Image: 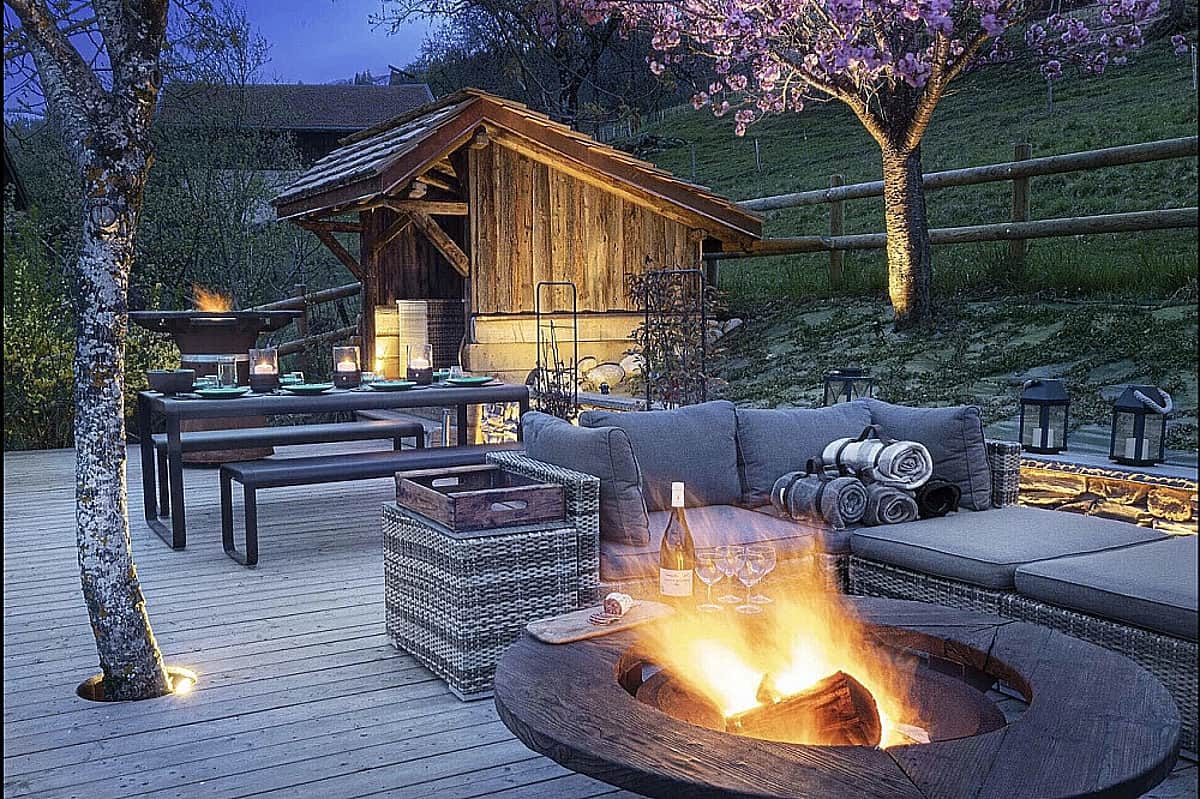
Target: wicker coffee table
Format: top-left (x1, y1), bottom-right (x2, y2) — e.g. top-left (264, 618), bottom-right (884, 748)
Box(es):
top-left (382, 502), bottom-right (581, 699)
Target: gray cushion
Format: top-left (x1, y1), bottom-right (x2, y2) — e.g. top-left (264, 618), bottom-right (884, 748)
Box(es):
top-left (735, 404), bottom-right (873, 506)
top-left (600, 504), bottom-right (826, 582)
top-left (849, 506), bottom-right (1164, 589)
top-left (521, 411), bottom-right (650, 546)
top-left (580, 401), bottom-right (741, 511)
top-left (1015, 535), bottom-right (1198, 641)
top-left (859, 398), bottom-right (991, 511)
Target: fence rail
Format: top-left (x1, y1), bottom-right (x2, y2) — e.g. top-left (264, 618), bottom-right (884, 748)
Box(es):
top-left (711, 137), bottom-right (1199, 274)
top-left (251, 281), bottom-right (362, 355)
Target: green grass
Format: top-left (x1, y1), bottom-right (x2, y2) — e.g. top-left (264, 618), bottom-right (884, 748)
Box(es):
top-left (625, 45), bottom-right (1198, 309)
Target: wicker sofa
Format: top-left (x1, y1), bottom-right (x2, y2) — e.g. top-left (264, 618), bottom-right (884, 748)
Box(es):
top-left (486, 398), bottom-right (1197, 753)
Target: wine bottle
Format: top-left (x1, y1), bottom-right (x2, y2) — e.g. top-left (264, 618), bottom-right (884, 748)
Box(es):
top-left (659, 482), bottom-right (695, 602)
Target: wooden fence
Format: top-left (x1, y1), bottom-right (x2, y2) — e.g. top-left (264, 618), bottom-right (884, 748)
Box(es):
top-left (707, 136), bottom-right (1199, 281)
top-left (251, 281), bottom-right (362, 356)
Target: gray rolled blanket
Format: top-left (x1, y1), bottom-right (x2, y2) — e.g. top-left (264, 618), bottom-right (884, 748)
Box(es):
top-left (771, 471), bottom-right (868, 529)
top-left (862, 483), bottom-right (919, 525)
top-left (823, 430), bottom-right (933, 490)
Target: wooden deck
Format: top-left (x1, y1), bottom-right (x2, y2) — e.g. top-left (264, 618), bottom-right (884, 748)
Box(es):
top-left (3, 444), bottom-right (1196, 799)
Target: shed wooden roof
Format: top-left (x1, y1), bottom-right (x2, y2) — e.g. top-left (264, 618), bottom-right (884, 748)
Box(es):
top-left (271, 89), bottom-right (762, 244)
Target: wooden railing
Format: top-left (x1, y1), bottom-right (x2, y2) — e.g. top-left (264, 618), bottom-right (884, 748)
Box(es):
top-left (251, 281), bottom-right (362, 356)
top-left (708, 136), bottom-right (1199, 279)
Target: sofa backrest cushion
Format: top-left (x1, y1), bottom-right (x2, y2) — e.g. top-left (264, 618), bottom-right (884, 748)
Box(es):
top-left (521, 411), bottom-right (650, 546)
top-left (580, 400), bottom-right (741, 511)
top-left (735, 404), bottom-right (874, 506)
top-left (859, 398), bottom-right (992, 511)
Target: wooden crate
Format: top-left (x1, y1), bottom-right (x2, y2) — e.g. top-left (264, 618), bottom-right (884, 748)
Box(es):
top-left (395, 464), bottom-right (564, 531)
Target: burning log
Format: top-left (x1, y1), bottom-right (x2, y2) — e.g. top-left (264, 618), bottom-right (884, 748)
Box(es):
top-left (728, 671), bottom-right (882, 747)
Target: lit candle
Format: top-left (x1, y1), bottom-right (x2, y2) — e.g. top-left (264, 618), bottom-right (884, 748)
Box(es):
top-left (253, 362), bottom-right (275, 375)
top-left (336, 360), bottom-right (357, 372)
top-left (409, 356), bottom-right (431, 370)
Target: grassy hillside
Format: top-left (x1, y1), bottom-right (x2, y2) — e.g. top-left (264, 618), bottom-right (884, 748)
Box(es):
top-left (627, 44), bottom-right (1198, 303)
top-left (622, 43), bottom-right (1198, 447)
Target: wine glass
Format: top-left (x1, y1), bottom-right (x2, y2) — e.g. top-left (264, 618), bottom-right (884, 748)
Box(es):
top-left (736, 550), bottom-right (768, 615)
top-left (694, 548), bottom-right (724, 613)
top-left (748, 544), bottom-right (777, 604)
top-left (715, 545), bottom-right (745, 604)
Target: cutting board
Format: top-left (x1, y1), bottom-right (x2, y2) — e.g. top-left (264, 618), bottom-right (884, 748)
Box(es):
top-left (527, 600), bottom-right (674, 644)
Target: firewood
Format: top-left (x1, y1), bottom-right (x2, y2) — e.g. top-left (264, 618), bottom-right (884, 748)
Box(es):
top-left (1020, 471), bottom-right (1088, 495)
top-left (1147, 488), bottom-right (1195, 522)
top-left (1086, 477), bottom-right (1149, 505)
top-left (1088, 501), bottom-right (1152, 525)
top-left (727, 671), bottom-right (882, 747)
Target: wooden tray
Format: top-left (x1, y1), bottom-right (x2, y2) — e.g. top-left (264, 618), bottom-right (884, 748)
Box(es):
top-left (395, 464), bottom-right (564, 531)
top-left (526, 600), bottom-right (674, 644)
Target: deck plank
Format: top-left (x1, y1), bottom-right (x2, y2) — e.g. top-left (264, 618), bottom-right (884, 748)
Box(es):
top-left (2, 444), bottom-right (624, 799)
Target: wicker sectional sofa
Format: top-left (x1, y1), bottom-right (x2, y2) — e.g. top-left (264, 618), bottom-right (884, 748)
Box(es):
top-left (486, 398), bottom-right (1198, 752)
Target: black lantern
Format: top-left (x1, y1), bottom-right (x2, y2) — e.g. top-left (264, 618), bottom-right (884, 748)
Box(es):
top-left (823, 367), bottom-right (874, 406)
top-left (1018, 378), bottom-right (1069, 454)
top-left (1109, 385), bottom-right (1171, 466)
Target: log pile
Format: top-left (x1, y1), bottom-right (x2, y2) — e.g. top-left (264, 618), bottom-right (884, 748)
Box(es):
top-left (1019, 463), bottom-right (1198, 536)
top-left (728, 671), bottom-right (882, 747)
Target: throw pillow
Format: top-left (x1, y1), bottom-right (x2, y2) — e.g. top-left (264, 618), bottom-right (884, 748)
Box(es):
top-left (521, 411), bottom-right (650, 545)
top-left (735, 404), bottom-right (874, 506)
top-left (579, 400), bottom-right (741, 511)
top-left (857, 398), bottom-right (992, 511)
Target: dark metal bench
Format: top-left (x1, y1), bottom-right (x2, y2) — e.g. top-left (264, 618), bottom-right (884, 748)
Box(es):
top-left (151, 420), bottom-right (425, 516)
top-left (218, 443), bottom-right (522, 566)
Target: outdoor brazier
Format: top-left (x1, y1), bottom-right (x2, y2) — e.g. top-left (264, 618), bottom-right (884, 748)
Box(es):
top-left (493, 597), bottom-right (1180, 799)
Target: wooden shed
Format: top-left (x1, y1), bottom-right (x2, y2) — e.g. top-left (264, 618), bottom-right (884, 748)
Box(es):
top-left (272, 89), bottom-right (762, 382)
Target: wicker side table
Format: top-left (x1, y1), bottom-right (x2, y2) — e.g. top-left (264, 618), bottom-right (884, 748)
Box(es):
top-left (382, 502), bottom-right (580, 700)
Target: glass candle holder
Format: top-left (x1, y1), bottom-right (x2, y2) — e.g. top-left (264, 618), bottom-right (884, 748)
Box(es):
top-left (216, 356), bottom-right (238, 388)
top-left (248, 348), bottom-right (280, 393)
top-left (407, 343), bottom-right (434, 385)
top-left (333, 345), bottom-right (361, 388)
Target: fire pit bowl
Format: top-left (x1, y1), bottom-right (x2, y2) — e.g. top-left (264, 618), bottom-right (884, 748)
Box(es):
top-left (493, 597), bottom-right (1180, 799)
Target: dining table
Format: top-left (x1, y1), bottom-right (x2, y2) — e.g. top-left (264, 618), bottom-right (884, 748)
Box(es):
top-left (135, 381), bottom-right (531, 550)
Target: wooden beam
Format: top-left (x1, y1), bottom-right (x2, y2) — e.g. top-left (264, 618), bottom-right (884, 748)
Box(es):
top-left (406, 211), bottom-right (470, 277)
top-left (404, 181), bottom-right (428, 199)
top-left (383, 199), bottom-right (469, 216)
top-left (415, 172), bottom-right (459, 193)
top-left (298, 220), bottom-right (362, 233)
top-left (312, 229), bottom-right (366, 280)
top-left (373, 214), bottom-right (413, 257)
top-left (468, 127), bottom-right (490, 149)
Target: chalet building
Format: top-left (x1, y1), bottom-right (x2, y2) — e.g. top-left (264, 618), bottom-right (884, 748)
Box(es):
top-left (157, 82), bottom-right (435, 165)
top-left (272, 89), bottom-right (762, 383)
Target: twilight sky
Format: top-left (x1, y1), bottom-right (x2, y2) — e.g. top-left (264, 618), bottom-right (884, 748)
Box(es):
top-left (247, 0), bottom-right (434, 84)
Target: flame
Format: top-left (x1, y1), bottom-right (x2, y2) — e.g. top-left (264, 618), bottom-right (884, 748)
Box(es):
top-left (639, 547), bottom-right (920, 748)
top-left (193, 284), bottom-right (233, 312)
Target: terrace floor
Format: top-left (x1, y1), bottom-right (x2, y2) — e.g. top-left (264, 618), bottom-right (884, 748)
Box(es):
top-left (3, 444), bottom-right (1197, 799)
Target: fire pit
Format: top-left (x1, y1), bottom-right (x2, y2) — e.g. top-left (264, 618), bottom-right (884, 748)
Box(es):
top-left (493, 597), bottom-right (1180, 799)
top-left (131, 287), bottom-right (301, 463)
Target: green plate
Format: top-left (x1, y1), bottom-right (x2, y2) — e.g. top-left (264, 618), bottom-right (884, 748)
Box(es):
top-left (433, 370), bottom-right (450, 380)
top-left (281, 383), bottom-right (335, 395)
top-left (369, 380), bottom-right (418, 391)
top-left (446, 376), bottom-right (496, 386)
top-left (195, 386), bottom-right (251, 399)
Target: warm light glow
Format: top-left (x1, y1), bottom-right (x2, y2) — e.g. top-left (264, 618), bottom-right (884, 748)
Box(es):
top-left (409, 356), bottom-right (431, 370)
top-left (192, 284), bottom-right (233, 312)
top-left (637, 553), bottom-right (920, 748)
top-left (170, 668), bottom-right (198, 695)
top-left (336, 360), bottom-right (357, 372)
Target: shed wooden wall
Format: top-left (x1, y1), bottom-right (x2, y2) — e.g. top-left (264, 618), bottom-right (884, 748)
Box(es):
top-left (361, 208), bottom-right (464, 302)
top-left (468, 142), bottom-right (700, 315)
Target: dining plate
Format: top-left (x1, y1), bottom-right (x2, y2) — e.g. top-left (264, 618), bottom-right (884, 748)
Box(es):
top-left (369, 380), bottom-right (418, 391)
top-left (281, 383), bottom-right (335, 395)
top-left (433, 370), bottom-right (450, 380)
top-left (445, 376), bottom-right (496, 386)
top-left (195, 387), bottom-right (251, 399)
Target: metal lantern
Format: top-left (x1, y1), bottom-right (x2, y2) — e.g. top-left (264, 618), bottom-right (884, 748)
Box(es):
top-left (332, 345), bottom-right (361, 388)
top-left (1019, 378), bottom-right (1069, 454)
top-left (823, 367), bottom-right (874, 406)
top-left (1109, 385), bottom-right (1171, 466)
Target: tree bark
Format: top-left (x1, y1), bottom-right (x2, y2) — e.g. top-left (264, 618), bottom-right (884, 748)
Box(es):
top-left (74, 173), bottom-right (171, 701)
top-left (880, 146), bottom-right (933, 328)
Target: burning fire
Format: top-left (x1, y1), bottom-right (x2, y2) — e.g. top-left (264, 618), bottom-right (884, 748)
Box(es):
top-left (193, 284), bottom-right (234, 312)
top-left (638, 554), bottom-right (921, 748)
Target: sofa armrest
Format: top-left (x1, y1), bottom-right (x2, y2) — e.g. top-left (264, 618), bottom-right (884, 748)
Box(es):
top-left (985, 439), bottom-right (1021, 508)
top-left (487, 450), bottom-right (602, 603)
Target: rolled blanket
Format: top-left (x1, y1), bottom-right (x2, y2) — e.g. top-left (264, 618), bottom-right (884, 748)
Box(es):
top-left (771, 470), bottom-right (868, 529)
top-left (916, 479), bottom-right (961, 519)
top-left (823, 428), bottom-right (933, 490)
top-left (862, 483), bottom-right (919, 526)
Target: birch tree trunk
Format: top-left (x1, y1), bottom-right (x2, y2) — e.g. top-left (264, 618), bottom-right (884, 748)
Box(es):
top-left (880, 146), bottom-right (933, 328)
top-left (7, 0), bottom-right (173, 700)
top-left (75, 179), bottom-right (171, 700)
